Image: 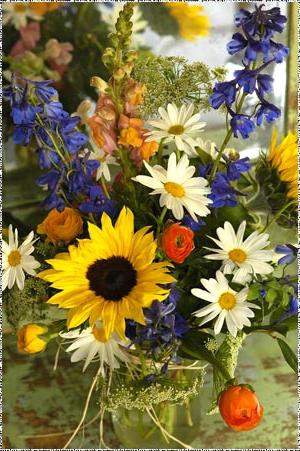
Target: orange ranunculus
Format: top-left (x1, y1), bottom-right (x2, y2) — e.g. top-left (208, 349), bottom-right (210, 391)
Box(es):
top-left (17, 324), bottom-right (48, 354)
top-left (161, 223), bottom-right (194, 264)
top-left (218, 385), bottom-right (264, 432)
top-left (37, 207), bottom-right (83, 244)
top-left (30, 2), bottom-right (61, 16)
top-left (118, 127), bottom-right (143, 148)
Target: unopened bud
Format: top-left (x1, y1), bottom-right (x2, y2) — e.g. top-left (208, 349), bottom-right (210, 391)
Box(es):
top-left (90, 76), bottom-right (108, 92)
top-left (113, 68), bottom-right (125, 81)
top-left (126, 50), bottom-right (138, 62)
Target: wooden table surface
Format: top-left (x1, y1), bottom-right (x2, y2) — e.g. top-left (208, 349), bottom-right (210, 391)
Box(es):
top-left (3, 330), bottom-right (297, 449)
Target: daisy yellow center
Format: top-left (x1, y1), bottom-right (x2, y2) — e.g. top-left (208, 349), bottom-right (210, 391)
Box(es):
top-left (8, 250), bottom-right (21, 267)
top-left (168, 125), bottom-right (185, 135)
top-left (92, 325), bottom-right (108, 343)
top-left (228, 248), bottom-right (247, 264)
top-left (164, 182), bottom-right (185, 198)
top-left (218, 292), bottom-right (236, 310)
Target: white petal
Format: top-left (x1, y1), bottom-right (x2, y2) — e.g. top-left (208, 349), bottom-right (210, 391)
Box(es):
top-left (214, 310), bottom-right (226, 334)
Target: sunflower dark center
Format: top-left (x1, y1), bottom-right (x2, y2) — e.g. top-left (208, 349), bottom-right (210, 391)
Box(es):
top-left (86, 256), bottom-right (137, 301)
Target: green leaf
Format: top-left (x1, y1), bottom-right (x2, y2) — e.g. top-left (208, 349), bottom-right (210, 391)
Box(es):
top-left (266, 288), bottom-right (278, 304)
top-left (247, 284), bottom-right (261, 301)
top-left (277, 338), bottom-right (297, 373)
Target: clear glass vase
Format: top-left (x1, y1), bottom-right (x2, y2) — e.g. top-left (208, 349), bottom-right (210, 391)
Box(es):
top-left (111, 367), bottom-right (204, 449)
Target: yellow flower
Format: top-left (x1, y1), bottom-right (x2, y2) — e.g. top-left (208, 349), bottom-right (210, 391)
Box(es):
top-left (39, 207), bottom-right (175, 340)
top-left (268, 129), bottom-right (298, 199)
top-left (17, 324), bottom-right (47, 354)
top-left (118, 127), bottom-right (143, 148)
top-left (166, 2), bottom-right (210, 41)
top-left (37, 208), bottom-right (83, 244)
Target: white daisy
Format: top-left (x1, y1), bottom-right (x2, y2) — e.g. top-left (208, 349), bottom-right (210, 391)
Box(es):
top-left (60, 322), bottom-right (128, 374)
top-left (3, 4), bottom-right (41, 29)
top-left (145, 103), bottom-right (206, 156)
top-left (87, 147), bottom-right (118, 182)
top-left (132, 152), bottom-right (211, 220)
top-left (2, 225), bottom-right (40, 291)
top-left (192, 271), bottom-right (259, 337)
top-left (205, 221), bottom-right (274, 284)
top-left (100, 4), bottom-right (147, 47)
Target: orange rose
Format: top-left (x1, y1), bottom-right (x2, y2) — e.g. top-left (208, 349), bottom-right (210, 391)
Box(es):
top-left (37, 208), bottom-right (83, 244)
top-left (218, 385), bottom-right (264, 431)
top-left (17, 324), bottom-right (48, 354)
top-left (161, 223), bottom-right (194, 264)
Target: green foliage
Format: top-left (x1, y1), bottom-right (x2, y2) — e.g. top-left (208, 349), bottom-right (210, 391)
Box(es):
top-left (246, 277), bottom-right (295, 332)
top-left (276, 338), bottom-right (297, 373)
top-left (139, 3), bottom-right (179, 36)
top-left (209, 332), bottom-right (245, 414)
top-left (133, 56), bottom-right (226, 118)
top-left (3, 275), bottom-right (66, 329)
top-left (3, 277), bottom-right (49, 329)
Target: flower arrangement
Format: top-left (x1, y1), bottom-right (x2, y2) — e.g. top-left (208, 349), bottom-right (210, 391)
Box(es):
top-left (3, 3), bottom-right (297, 448)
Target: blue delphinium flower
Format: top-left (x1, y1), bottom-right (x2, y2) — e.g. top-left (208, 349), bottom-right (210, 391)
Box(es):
top-left (230, 114), bottom-right (256, 139)
top-left (80, 186), bottom-right (118, 219)
top-left (37, 148), bottom-right (61, 169)
top-left (226, 157), bottom-right (251, 181)
top-left (4, 75), bottom-right (112, 221)
top-left (278, 295), bottom-right (298, 322)
top-left (209, 173), bottom-right (238, 208)
top-left (33, 80), bottom-right (58, 102)
top-left (255, 100), bottom-right (281, 126)
top-left (209, 4), bottom-right (288, 140)
top-left (125, 286), bottom-right (189, 357)
top-left (275, 244), bottom-right (297, 265)
top-left (209, 81), bottom-right (237, 108)
top-left (182, 215), bottom-right (205, 231)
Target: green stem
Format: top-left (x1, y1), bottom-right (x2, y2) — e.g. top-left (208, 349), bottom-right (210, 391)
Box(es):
top-left (157, 138), bottom-right (165, 164)
top-left (180, 345), bottom-right (232, 382)
top-left (156, 206), bottom-right (168, 238)
top-left (209, 91), bottom-right (247, 182)
top-left (260, 200), bottom-right (297, 232)
top-left (101, 177), bottom-right (111, 199)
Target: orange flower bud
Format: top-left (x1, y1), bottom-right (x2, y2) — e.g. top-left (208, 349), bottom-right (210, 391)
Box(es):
top-left (218, 384), bottom-right (264, 431)
top-left (161, 223), bottom-right (194, 264)
top-left (37, 208), bottom-right (83, 244)
top-left (17, 324), bottom-right (48, 354)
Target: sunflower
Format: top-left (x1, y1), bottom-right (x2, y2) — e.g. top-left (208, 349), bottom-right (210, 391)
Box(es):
top-left (268, 128), bottom-right (298, 199)
top-left (166, 2), bottom-right (210, 41)
top-left (39, 207), bottom-right (175, 340)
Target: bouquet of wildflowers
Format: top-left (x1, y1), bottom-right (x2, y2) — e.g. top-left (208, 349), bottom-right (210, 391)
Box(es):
top-left (3, 4), bottom-right (297, 448)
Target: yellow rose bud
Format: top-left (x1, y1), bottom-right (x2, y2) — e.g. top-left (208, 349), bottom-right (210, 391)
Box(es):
top-left (37, 208), bottom-right (83, 244)
top-left (17, 324), bottom-right (48, 354)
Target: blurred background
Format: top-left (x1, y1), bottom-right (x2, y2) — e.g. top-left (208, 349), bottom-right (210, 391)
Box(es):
top-left (2, 2), bottom-right (298, 449)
